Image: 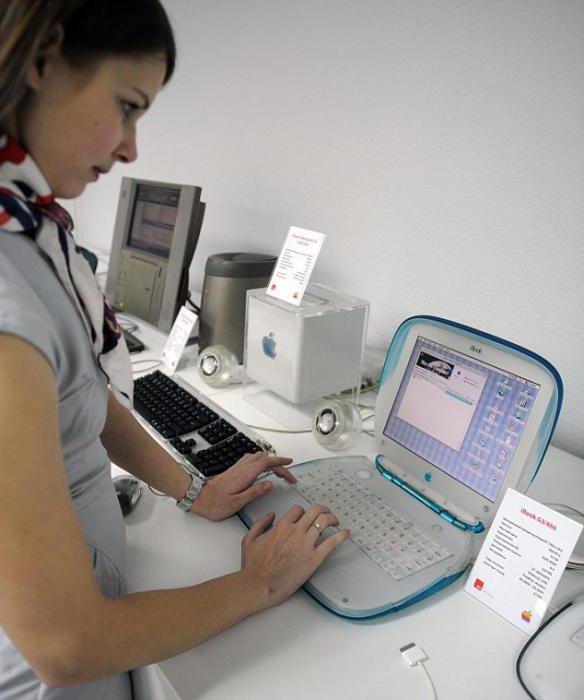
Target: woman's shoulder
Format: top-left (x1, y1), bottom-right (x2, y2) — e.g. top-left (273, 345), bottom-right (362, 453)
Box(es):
top-left (0, 233), bottom-right (105, 391)
top-left (0, 232), bottom-right (78, 312)
top-left (0, 230), bottom-right (47, 273)
top-left (0, 235), bottom-right (64, 372)
top-left (0, 234), bottom-right (45, 299)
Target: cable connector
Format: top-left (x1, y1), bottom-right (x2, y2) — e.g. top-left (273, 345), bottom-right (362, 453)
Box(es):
top-left (400, 642), bottom-right (428, 667)
top-left (399, 642), bottom-right (437, 699)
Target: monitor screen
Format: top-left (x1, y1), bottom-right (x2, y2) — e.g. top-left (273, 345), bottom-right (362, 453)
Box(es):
top-left (382, 336), bottom-right (541, 502)
top-left (126, 183), bottom-right (180, 258)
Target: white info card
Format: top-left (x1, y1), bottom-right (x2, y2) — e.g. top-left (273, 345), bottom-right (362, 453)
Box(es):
top-left (266, 226), bottom-right (325, 305)
top-left (465, 488), bottom-right (583, 634)
top-left (161, 306), bottom-right (198, 374)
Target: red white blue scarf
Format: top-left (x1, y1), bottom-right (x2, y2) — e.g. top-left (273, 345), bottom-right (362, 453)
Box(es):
top-left (0, 134), bottom-right (132, 407)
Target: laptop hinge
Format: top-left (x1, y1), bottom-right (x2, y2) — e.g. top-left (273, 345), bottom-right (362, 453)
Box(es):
top-left (374, 455), bottom-right (485, 534)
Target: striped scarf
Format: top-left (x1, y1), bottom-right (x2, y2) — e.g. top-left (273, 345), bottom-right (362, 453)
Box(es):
top-left (0, 134), bottom-right (132, 407)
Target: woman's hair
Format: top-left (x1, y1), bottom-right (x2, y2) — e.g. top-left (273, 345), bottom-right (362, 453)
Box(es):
top-left (0, 0), bottom-right (176, 128)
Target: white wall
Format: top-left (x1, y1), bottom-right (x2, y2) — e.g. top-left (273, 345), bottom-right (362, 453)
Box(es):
top-left (75, 0), bottom-right (584, 458)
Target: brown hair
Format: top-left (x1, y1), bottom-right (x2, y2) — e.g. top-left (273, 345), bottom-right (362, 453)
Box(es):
top-left (0, 0), bottom-right (176, 129)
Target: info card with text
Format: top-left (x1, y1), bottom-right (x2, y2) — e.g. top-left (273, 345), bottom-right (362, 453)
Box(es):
top-left (266, 226), bottom-right (325, 305)
top-left (161, 306), bottom-right (198, 374)
top-left (465, 488), bottom-right (583, 634)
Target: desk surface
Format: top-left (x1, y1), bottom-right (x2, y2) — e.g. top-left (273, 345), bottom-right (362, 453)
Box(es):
top-left (120, 320), bottom-right (584, 700)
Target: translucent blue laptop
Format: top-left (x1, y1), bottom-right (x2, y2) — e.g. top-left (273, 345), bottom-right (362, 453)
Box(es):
top-left (240, 316), bottom-right (563, 618)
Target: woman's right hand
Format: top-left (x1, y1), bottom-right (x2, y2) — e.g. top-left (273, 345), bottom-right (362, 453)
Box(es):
top-left (240, 504), bottom-right (350, 609)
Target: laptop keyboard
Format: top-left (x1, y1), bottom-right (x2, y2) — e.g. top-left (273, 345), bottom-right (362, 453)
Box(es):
top-left (293, 464), bottom-right (453, 581)
top-left (133, 371), bottom-right (268, 477)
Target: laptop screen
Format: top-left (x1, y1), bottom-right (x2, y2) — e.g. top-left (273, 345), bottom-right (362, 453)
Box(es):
top-left (382, 336), bottom-right (541, 502)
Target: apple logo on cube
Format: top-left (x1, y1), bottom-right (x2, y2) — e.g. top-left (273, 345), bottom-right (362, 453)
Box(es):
top-left (262, 332), bottom-right (277, 359)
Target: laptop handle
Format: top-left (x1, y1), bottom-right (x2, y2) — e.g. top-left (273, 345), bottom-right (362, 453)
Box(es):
top-left (374, 455), bottom-right (485, 534)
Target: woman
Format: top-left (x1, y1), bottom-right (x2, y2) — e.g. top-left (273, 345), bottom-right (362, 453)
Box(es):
top-left (0, 2), bottom-right (349, 697)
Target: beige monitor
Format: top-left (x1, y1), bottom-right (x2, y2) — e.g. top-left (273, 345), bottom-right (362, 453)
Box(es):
top-left (105, 177), bottom-right (205, 332)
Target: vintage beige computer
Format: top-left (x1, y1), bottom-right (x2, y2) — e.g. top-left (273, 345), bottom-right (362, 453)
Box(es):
top-left (106, 177), bottom-right (205, 332)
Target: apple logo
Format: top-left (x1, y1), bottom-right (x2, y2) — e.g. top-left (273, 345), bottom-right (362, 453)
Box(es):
top-left (262, 332), bottom-right (276, 359)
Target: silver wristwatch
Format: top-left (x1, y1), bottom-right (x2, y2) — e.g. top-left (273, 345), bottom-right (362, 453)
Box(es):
top-left (176, 472), bottom-right (206, 512)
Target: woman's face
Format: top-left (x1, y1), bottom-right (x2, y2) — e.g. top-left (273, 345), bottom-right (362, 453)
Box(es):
top-left (18, 48), bottom-right (166, 198)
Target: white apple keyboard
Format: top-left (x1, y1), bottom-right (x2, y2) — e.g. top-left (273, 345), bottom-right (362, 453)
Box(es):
top-left (292, 463), bottom-right (454, 581)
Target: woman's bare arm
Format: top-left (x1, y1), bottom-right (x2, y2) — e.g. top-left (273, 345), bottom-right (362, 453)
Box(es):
top-left (101, 389), bottom-right (298, 521)
top-left (0, 334), bottom-right (348, 687)
top-left (100, 389), bottom-right (193, 500)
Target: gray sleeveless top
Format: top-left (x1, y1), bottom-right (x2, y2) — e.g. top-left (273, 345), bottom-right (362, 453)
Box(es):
top-left (0, 235), bottom-right (132, 699)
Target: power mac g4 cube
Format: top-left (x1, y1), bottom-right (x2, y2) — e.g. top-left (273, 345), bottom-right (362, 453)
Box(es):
top-left (244, 283), bottom-right (369, 428)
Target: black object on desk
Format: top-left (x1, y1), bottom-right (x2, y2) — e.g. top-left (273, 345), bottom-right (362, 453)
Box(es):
top-left (122, 327), bottom-right (145, 354)
top-left (113, 476), bottom-right (143, 517)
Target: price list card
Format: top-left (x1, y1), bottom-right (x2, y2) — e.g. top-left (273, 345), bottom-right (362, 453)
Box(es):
top-left (465, 488), bottom-right (583, 634)
top-left (266, 226), bottom-right (325, 306)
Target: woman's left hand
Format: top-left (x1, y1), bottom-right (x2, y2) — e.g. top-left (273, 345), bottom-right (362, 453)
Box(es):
top-left (190, 452), bottom-right (295, 521)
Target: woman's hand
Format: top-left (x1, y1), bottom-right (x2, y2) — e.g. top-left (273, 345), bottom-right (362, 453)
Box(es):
top-left (240, 504), bottom-right (350, 608)
top-left (191, 452), bottom-right (295, 521)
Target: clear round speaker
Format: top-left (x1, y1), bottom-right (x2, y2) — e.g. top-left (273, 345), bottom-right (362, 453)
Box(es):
top-left (197, 345), bottom-right (241, 387)
top-left (312, 397), bottom-right (362, 451)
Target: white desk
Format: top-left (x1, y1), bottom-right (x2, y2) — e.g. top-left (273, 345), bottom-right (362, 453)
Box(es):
top-left (121, 321), bottom-right (584, 700)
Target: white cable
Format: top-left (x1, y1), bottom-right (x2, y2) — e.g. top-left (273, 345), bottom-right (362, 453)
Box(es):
top-left (131, 360), bottom-right (161, 375)
top-left (117, 314), bottom-right (140, 333)
top-left (400, 643), bottom-right (437, 700)
top-left (545, 502), bottom-right (584, 519)
top-left (418, 661), bottom-right (438, 700)
top-left (246, 424), bottom-right (312, 435)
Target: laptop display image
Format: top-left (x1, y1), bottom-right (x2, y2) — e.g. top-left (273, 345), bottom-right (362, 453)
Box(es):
top-left (240, 316), bottom-right (562, 618)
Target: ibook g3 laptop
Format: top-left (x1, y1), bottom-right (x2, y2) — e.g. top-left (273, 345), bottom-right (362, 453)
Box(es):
top-left (239, 316), bottom-right (563, 619)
